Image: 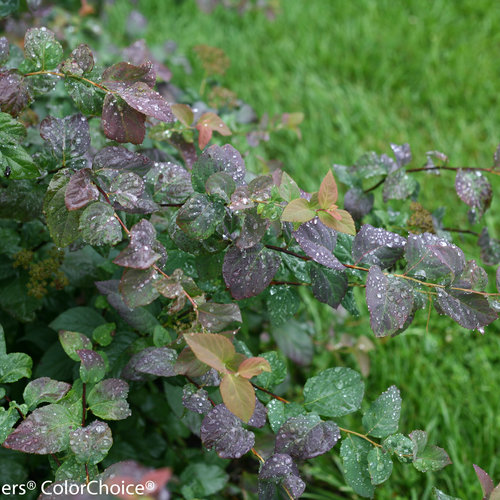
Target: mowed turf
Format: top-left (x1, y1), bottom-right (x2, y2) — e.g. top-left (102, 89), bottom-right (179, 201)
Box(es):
top-left (107, 1), bottom-right (500, 498)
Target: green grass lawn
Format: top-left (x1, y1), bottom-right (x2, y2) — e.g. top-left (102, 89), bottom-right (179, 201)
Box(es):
top-left (106, 1), bottom-right (500, 497)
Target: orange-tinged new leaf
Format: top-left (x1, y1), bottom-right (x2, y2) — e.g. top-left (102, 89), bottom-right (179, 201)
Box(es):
top-left (220, 373), bottom-right (255, 422)
top-left (318, 170), bottom-right (338, 209)
top-left (171, 103), bottom-right (194, 127)
top-left (237, 356), bottom-right (271, 379)
top-left (184, 333), bottom-right (235, 374)
top-left (318, 209), bottom-right (356, 236)
top-left (281, 198), bottom-right (316, 223)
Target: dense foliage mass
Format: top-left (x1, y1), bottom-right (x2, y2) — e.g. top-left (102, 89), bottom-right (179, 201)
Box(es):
top-left (0, 2), bottom-right (499, 499)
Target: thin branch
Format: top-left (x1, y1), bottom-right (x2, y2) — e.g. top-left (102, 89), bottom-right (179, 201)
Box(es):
top-left (265, 244), bottom-right (311, 261)
top-left (442, 227), bottom-right (480, 237)
top-left (270, 280), bottom-right (309, 287)
top-left (24, 70), bottom-right (110, 92)
top-left (251, 383), bottom-right (290, 403)
top-left (338, 427), bottom-right (382, 448)
top-left (363, 177), bottom-right (386, 193)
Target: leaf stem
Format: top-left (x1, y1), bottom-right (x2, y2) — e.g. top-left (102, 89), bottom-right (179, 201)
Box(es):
top-left (24, 70), bottom-right (110, 92)
top-left (251, 383), bottom-right (290, 403)
top-left (338, 427), bottom-right (382, 448)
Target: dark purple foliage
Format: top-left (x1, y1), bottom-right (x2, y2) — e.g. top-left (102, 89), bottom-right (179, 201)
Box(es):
top-left (65, 169), bottom-right (99, 210)
top-left (122, 347), bottom-right (177, 380)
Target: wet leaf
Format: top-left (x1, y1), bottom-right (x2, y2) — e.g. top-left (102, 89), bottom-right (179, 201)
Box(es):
top-left (318, 170), bottom-right (338, 208)
top-left (254, 351), bottom-right (287, 390)
top-left (318, 208), bottom-right (356, 236)
top-left (182, 385), bottom-right (212, 415)
top-left (23, 377), bottom-right (71, 410)
top-left (362, 385), bottom-right (402, 438)
top-left (272, 318), bottom-right (313, 366)
top-left (24, 27), bottom-right (63, 70)
top-left (275, 414), bottom-right (340, 459)
top-left (0, 70), bottom-right (32, 117)
top-left (382, 433), bottom-right (414, 463)
top-left (200, 404), bottom-right (255, 458)
top-left (223, 244), bottom-right (281, 300)
top-left (366, 266), bottom-right (414, 337)
top-left (196, 112), bottom-right (231, 149)
top-left (436, 287), bottom-right (497, 331)
top-left (340, 435), bottom-right (375, 498)
top-left (390, 143), bottom-right (412, 167)
top-left (267, 286), bottom-right (300, 326)
top-left (478, 228), bottom-right (500, 266)
top-left (258, 454), bottom-right (305, 499)
top-left (119, 268), bottom-right (160, 308)
top-left (61, 43), bottom-right (94, 76)
top-left (87, 378), bottom-right (131, 421)
top-left (383, 169), bottom-right (417, 202)
top-left (79, 202), bottom-right (122, 246)
top-left (205, 171), bottom-right (236, 202)
top-left (70, 421), bottom-right (112, 465)
top-left (433, 488), bottom-right (462, 500)
top-left (237, 357), bottom-right (271, 379)
top-left (473, 464), bottom-right (494, 499)
top-left (353, 224), bottom-right (406, 269)
top-left (149, 161), bottom-right (192, 204)
top-left (65, 169), bottom-right (99, 210)
top-left (40, 114), bottom-right (90, 168)
top-left (367, 448), bottom-right (393, 485)
top-left (409, 430), bottom-right (452, 472)
top-left (455, 169), bottom-right (492, 221)
top-left (0, 325), bottom-right (32, 383)
top-left (198, 302), bottom-right (242, 332)
top-left (176, 193), bottom-right (225, 240)
top-left (4, 404), bottom-right (79, 454)
top-left (59, 330), bottom-right (92, 361)
top-left (114, 219), bottom-right (162, 269)
top-left (43, 169), bottom-right (82, 247)
top-left (77, 349), bottom-right (106, 384)
top-left (303, 367), bottom-right (364, 417)
top-left (344, 187), bottom-right (374, 220)
top-left (281, 198), bottom-right (315, 223)
top-left (122, 347), bottom-right (177, 380)
top-left (102, 94), bottom-right (146, 144)
top-left (310, 264), bottom-right (348, 309)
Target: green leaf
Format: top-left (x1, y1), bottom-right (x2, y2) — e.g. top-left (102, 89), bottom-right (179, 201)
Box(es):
top-left (0, 0), bottom-right (19, 18)
top-left (0, 352), bottom-right (32, 383)
top-left (23, 377), bottom-right (71, 410)
top-left (310, 265), bottom-right (348, 309)
top-left (119, 268), bottom-right (160, 308)
top-left (77, 350), bottom-right (106, 384)
top-left (383, 169), bottom-right (417, 202)
top-left (410, 430), bottom-right (452, 472)
top-left (382, 433), bottom-right (414, 463)
top-left (362, 386), bottom-right (402, 438)
top-left (303, 367), bottom-right (364, 417)
top-left (0, 403), bottom-right (23, 444)
top-left (279, 171), bottom-right (301, 202)
top-left (271, 318), bottom-right (313, 366)
top-left (267, 286), bottom-right (300, 326)
top-left (367, 448), bottom-right (393, 485)
top-left (433, 488), bottom-right (462, 500)
top-left (253, 351), bottom-right (287, 390)
top-left (340, 435), bottom-right (375, 498)
top-left (58, 331), bottom-right (92, 362)
top-left (266, 400), bottom-right (306, 434)
top-left (220, 372), bottom-right (255, 422)
top-left (176, 193), bottom-right (225, 240)
top-left (0, 144), bottom-right (37, 180)
top-left (198, 302), bottom-right (242, 332)
top-left (50, 307), bottom-right (105, 336)
top-left (24, 27), bottom-right (63, 70)
top-left (205, 172), bottom-right (236, 203)
top-left (70, 420), bottom-right (112, 465)
top-left (180, 463), bottom-right (229, 499)
top-left (318, 209), bottom-right (356, 235)
top-left (92, 323), bottom-right (115, 347)
top-left (87, 379), bottom-right (131, 421)
top-left (281, 198), bottom-right (315, 223)
top-left (79, 202), bottom-right (123, 246)
top-left (184, 333), bottom-right (235, 373)
top-left (43, 169), bottom-right (82, 247)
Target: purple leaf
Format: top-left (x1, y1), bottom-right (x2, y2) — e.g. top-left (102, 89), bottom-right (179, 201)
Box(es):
top-left (275, 414), bottom-right (340, 460)
top-left (258, 454), bottom-right (305, 499)
top-left (65, 169), bottom-right (99, 210)
top-left (0, 70), bottom-right (32, 117)
top-left (23, 377), bottom-right (71, 410)
top-left (102, 61), bottom-right (155, 88)
top-left (460, 260), bottom-right (488, 291)
top-left (248, 399), bottom-right (267, 428)
top-left (229, 185), bottom-right (254, 211)
top-left (436, 287), bottom-right (497, 332)
top-left (310, 264), bottom-right (348, 309)
top-left (405, 233), bottom-right (465, 284)
top-left (353, 224), bottom-right (406, 269)
top-left (59, 330), bottom-right (92, 362)
top-left (105, 80), bottom-right (174, 123)
top-left (272, 319), bottom-right (313, 366)
top-left (191, 144), bottom-right (246, 192)
top-left (236, 210), bottom-right (269, 249)
top-left (149, 162), bottom-right (193, 204)
top-left (119, 268), bottom-right (160, 308)
top-left (223, 244), bottom-right (281, 300)
top-left (293, 218), bottom-right (343, 270)
top-left (77, 349), bottom-right (106, 384)
top-left (366, 265), bottom-right (414, 337)
top-left (198, 303), bottom-right (242, 332)
top-left (168, 132), bottom-right (198, 169)
top-left (4, 404), bottom-right (78, 454)
top-left (344, 187), bottom-right (374, 220)
top-left (200, 404), bottom-right (255, 458)
top-left (61, 43), bottom-right (94, 76)
top-left (40, 114), bottom-right (90, 168)
top-left (0, 37), bottom-right (9, 66)
top-left (182, 385), bottom-right (212, 415)
top-left (478, 228), bottom-right (500, 266)
top-left (176, 193), bottom-right (225, 240)
top-left (122, 347), bottom-right (177, 380)
top-left (390, 143), bottom-right (412, 167)
top-left (87, 379), bottom-right (131, 421)
top-left (102, 94), bottom-right (146, 144)
top-left (455, 169), bottom-right (492, 221)
top-left (108, 171), bottom-right (145, 210)
top-left (473, 464), bottom-right (494, 499)
top-left (93, 146), bottom-right (152, 173)
top-left (114, 220), bottom-right (163, 269)
top-left (70, 421), bottom-right (112, 465)
top-left (123, 39), bottom-right (172, 82)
